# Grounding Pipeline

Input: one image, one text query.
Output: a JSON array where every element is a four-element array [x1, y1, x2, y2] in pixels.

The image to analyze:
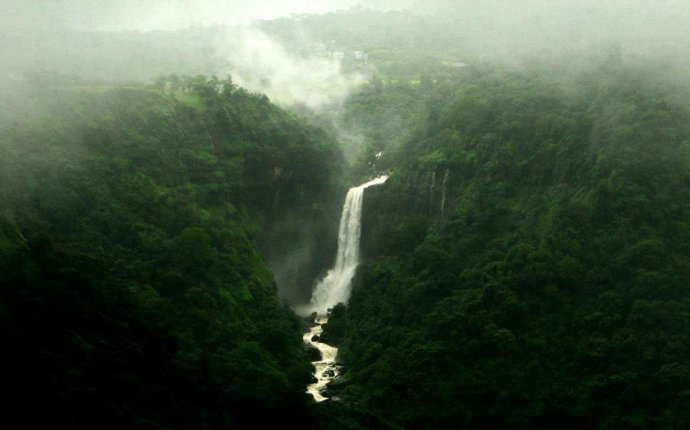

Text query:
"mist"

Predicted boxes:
[[2, 1, 690, 425], [220, 25, 366, 109], [3, 1, 689, 100], [0, 1, 415, 107], [3, 0, 690, 304], [424, 0, 690, 63], [0, 0, 413, 31]]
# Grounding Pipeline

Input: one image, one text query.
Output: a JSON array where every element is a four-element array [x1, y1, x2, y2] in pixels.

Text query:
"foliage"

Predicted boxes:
[[0, 77, 344, 428], [328, 62, 690, 429]]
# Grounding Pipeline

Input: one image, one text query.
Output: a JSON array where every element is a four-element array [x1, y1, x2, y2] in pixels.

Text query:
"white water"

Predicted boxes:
[[301, 174, 388, 402], [308, 175, 389, 314], [303, 315, 340, 402]]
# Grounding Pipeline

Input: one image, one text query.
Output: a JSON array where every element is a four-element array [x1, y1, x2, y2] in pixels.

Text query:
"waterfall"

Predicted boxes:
[[309, 175, 388, 315], [440, 168, 450, 218], [300, 175, 388, 402]]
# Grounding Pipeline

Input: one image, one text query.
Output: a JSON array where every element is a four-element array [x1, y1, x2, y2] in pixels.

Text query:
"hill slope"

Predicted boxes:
[[0, 78, 343, 428], [328, 63, 690, 429]]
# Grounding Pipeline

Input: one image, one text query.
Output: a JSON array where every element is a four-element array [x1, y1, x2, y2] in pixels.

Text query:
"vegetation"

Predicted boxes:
[[0, 77, 343, 428], [325, 61, 690, 429], [2, 5, 690, 429]]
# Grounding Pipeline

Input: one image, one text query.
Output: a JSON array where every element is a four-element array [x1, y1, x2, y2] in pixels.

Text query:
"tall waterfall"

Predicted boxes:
[[309, 175, 388, 315], [301, 175, 388, 402]]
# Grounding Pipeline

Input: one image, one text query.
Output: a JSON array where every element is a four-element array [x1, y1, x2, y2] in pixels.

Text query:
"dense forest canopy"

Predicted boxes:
[[0, 77, 348, 427], [325, 61, 690, 428], [1, 1, 690, 429]]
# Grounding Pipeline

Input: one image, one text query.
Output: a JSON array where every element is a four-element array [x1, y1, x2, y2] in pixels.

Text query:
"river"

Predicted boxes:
[[303, 315, 340, 402]]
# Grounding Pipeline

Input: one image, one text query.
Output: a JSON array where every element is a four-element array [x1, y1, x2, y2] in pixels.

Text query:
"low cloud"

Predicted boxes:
[[0, 0, 415, 32], [221, 25, 366, 109]]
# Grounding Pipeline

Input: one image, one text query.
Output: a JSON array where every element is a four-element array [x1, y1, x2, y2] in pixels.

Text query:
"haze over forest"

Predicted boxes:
[[3, 1, 690, 103], [1, 1, 690, 429]]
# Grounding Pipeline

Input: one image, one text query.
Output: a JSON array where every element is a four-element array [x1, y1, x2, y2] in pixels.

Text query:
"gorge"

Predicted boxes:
[[300, 175, 389, 402]]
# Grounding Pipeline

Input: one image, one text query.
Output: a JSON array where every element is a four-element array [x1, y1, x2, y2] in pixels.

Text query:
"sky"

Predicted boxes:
[[0, 0, 416, 31]]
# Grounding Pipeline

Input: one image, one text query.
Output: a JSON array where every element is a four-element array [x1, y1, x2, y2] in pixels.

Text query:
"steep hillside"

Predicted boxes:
[[327, 63, 690, 429], [0, 78, 343, 428]]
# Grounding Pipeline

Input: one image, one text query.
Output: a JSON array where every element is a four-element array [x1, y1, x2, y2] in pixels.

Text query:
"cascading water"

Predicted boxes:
[[302, 174, 388, 402], [309, 175, 389, 315], [303, 316, 339, 402]]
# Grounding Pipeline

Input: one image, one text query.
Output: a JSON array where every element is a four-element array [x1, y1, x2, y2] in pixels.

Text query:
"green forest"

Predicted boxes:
[[0, 78, 344, 427], [328, 62, 690, 429], [2, 2, 690, 429]]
